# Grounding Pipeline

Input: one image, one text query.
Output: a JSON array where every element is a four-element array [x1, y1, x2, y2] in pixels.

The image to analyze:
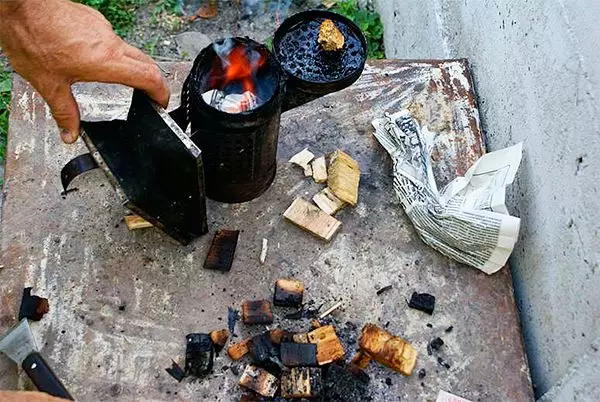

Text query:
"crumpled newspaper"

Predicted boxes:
[[372, 109, 522, 274], [202, 89, 259, 114]]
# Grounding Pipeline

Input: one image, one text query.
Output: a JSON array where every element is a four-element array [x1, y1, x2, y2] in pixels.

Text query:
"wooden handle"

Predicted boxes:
[[22, 352, 73, 400]]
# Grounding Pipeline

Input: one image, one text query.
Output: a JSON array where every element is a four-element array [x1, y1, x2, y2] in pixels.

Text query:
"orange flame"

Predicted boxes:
[[213, 44, 266, 94]]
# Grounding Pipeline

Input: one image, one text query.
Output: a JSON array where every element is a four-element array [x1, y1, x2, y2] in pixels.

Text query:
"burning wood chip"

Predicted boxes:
[[227, 338, 251, 360], [281, 367, 323, 399], [18, 287, 49, 321], [210, 329, 230, 355], [280, 342, 318, 367], [289, 148, 315, 176], [318, 19, 345, 52], [313, 187, 347, 215], [311, 156, 328, 183], [238, 365, 279, 398], [185, 333, 215, 378], [273, 279, 305, 307], [308, 325, 345, 365], [259, 238, 268, 265], [204, 229, 240, 272], [124, 215, 153, 230], [284, 198, 342, 241], [242, 300, 274, 325], [328, 150, 360, 206], [356, 323, 418, 376], [408, 292, 436, 315]]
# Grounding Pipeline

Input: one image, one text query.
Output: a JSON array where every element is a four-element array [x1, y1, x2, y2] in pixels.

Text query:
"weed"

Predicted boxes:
[[333, 0, 385, 59], [77, 0, 142, 36]]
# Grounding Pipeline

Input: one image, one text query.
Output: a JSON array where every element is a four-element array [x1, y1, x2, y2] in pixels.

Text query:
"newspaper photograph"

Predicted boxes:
[[372, 109, 523, 274]]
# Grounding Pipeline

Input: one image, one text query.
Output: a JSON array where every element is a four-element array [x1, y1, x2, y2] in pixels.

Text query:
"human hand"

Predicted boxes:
[[0, 391, 70, 402], [0, 0, 170, 143]]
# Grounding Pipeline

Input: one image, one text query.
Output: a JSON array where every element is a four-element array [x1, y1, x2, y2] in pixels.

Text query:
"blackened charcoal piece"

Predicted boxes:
[[204, 229, 239, 272], [427, 337, 445, 355], [242, 300, 273, 325], [281, 367, 323, 399], [185, 333, 214, 377], [280, 342, 318, 367], [165, 360, 186, 382], [324, 363, 372, 401], [18, 287, 49, 321], [273, 279, 304, 307], [408, 292, 436, 315], [249, 333, 283, 373]]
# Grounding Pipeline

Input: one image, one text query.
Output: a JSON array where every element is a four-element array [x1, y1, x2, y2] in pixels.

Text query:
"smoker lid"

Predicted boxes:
[[72, 89, 207, 245]]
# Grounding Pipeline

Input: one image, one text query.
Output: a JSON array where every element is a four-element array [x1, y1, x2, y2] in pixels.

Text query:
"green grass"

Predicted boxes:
[[333, 0, 385, 59], [0, 71, 10, 165], [77, 0, 143, 36]]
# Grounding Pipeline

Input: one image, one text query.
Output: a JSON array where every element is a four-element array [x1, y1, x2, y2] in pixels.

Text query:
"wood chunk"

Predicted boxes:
[[227, 339, 250, 360], [358, 323, 418, 376], [292, 333, 310, 344], [269, 328, 290, 345], [327, 150, 360, 206], [273, 279, 305, 307], [308, 325, 345, 365], [124, 215, 153, 230], [312, 188, 346, 215], [281, 367, 323, 399], [280, 342, 318, 367], [351, 350, 372, 369], [185, 333, 214, 378], [210, 329, 229, 354], [408, 292, 436, 315], [311, 156, 328, 183], [284, 198, 341, 241], [318, 19, 345, 51], [242, 300, 273, 325], [204, 229, 240, 272], [249, 333, 281, 372], [289, 148, 315, 176], [239, 365, 279, 398]]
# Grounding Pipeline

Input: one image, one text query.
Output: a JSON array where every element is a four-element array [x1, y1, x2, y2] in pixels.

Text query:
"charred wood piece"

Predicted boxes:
[[281, 367, 323, 399], [273, 279, 304, 307], [249, 333, 283, 373], [238, 365, 279, 398], [357, 324, 418, 376], [228, 339, 251, 360], [185, 333, 214, 378], [242, 300, 274, 325], [280, 342, 318, 367], [210, 329, 230, 355], [427, 337, 444, 356], [165, 360, 186, 382], [408, 292, 436, 315], [18, 287, 49, 321], [204, 229, 240, 272], [308, 325, 345, 365]]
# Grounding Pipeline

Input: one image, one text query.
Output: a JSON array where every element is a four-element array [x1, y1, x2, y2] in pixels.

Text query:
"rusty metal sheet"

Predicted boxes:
[[0, 60, 533, 401]]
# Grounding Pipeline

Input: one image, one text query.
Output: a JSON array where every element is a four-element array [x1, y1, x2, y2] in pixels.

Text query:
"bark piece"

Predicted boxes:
[[238, 365, 279, 398], [311, 156, 328, 183], [284, 198, 341, 241], [327, 150, 360, 206], [280, 367, 323, 399], [204, 229, 240, 272], [124, 215, 153, 230], [308, 325, 345, 365], [228, 339, 251, 360], [318, 19, 345, 51], [273, 279, 305, 307], [242, 300, 274, 325], [280, 342, 318, 367], [312, 188, 346, 215], [289, 148, 315, 176], [210, 329, 230, 354], [357, 323, 418, 376]]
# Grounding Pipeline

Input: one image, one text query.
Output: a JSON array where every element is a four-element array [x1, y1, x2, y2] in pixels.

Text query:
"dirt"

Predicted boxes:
[[127, 0, 324, 60]]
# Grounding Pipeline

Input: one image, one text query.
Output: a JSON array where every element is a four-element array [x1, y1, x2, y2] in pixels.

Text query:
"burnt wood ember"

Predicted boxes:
[[323, 363, 372, 401], [210, 329, 230, 355], [242, 300, 274, 325], [228, 339, 251, 361], [427, 337, 445, 356], [357, 324, 418, 376], [204, 230, 240, 272], [238, 365, 279, 398], [408, 292, 436, 315], [185, 333, 214, 378], [249, 333, 283, 373], [18, 287, 49, 321], [307, 325, 345, 365], [280, 343, 318, 367], [165, 360, 186, 382], [273, 279, 305, 307], [281, 367, 323, 399]]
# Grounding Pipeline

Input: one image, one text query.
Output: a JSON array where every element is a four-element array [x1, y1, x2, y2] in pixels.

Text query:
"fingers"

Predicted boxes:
[[40, 82, 81, 144]]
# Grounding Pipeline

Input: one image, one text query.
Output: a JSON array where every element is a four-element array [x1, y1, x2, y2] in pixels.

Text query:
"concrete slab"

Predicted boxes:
[[0, 60, 532, 401]]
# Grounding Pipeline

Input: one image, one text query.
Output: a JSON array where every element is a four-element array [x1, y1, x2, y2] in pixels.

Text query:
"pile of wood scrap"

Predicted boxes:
[[286, 149, 360, 241]]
